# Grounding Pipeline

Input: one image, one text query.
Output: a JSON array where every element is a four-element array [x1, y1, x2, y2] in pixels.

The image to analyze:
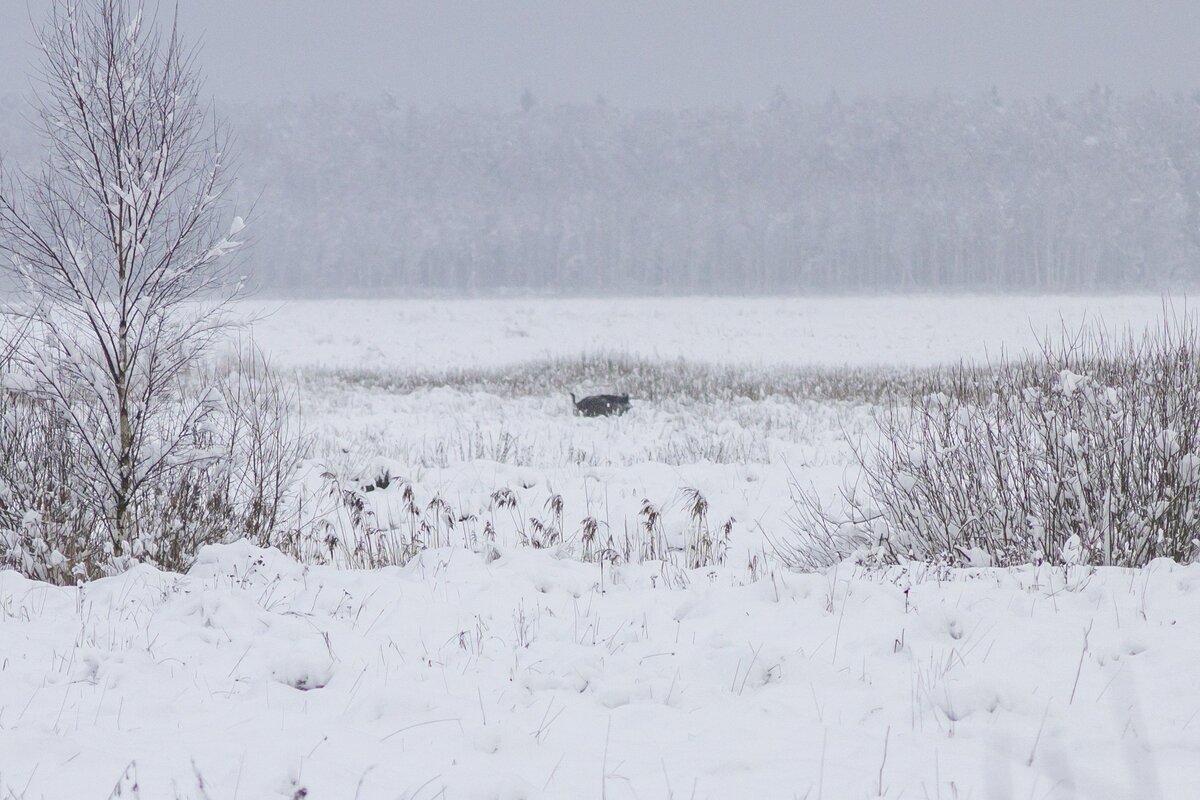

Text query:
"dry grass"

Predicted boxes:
[[308, 352, 962, 406], [283, 471, 732, 573]]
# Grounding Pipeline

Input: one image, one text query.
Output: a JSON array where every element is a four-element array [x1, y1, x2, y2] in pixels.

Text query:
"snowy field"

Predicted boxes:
[[3, 294, 1199, 799], [242, 294, 1179, 370], [3, 544, 1198, 799]]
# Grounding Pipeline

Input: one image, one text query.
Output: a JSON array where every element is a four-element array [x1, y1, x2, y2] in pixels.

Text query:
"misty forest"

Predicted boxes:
[[1, 2, 1199, 799], [5, 89, 1200, 292]]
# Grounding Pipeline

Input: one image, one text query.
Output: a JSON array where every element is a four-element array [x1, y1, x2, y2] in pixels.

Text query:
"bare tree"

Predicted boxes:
[[0, 0, 244, 554]]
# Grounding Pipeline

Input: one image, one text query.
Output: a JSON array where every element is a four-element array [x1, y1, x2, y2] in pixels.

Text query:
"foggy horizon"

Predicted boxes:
[[5, 3, 1200, 296]]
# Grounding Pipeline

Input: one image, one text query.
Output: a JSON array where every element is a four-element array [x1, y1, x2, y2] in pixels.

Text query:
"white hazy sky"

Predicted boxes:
[[1, 1, 1199, 107]]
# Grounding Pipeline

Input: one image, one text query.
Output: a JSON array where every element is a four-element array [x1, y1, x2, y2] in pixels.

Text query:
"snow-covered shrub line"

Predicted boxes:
[[784, 314, 1200, 569], [0, 347, 308, 583]]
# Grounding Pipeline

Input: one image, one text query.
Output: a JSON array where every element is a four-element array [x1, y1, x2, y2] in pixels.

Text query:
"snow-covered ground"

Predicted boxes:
[[241, 294, 1180, 370], [295, 384, 869, 570], [3, 543, 1197, 798], [3, 295, 1198, 798]]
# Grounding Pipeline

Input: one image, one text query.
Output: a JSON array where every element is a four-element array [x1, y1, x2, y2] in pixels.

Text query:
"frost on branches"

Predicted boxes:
[[0, 1, 299, 581], [785, 320, 1200, 570]]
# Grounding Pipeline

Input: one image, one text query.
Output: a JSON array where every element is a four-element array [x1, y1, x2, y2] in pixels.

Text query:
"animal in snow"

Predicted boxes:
[[570, 392, 632, 417]]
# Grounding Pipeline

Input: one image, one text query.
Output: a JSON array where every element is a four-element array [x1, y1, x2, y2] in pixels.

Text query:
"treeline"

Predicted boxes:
[[7, 90, 1200, 293]]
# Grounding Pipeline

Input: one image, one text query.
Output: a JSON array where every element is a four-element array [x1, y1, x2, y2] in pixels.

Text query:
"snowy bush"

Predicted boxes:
[[0, 393, 93, 582], [784, 317, 1200, 569], [0, 347, 307, 582]]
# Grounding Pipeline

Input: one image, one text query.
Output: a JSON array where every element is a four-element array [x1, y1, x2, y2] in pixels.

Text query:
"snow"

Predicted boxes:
[[240, 294, 1178, 371], [2, 543, 1197, 798], [4, 294, 1200, 797]]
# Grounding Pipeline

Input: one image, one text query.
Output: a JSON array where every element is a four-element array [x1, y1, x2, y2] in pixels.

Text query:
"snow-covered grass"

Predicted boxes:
[[306, 381, 856, 468], [4, 295, 1199, 797], [2, 542, 1197, 798], [286, 363, 873, 573]]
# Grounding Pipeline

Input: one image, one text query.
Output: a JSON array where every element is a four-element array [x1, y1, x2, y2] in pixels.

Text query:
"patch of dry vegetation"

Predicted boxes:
[[782, 316, 1200, 569]]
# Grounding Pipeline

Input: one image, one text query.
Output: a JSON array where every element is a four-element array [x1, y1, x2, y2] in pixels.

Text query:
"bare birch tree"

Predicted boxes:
[[0, 0, 245, 554]]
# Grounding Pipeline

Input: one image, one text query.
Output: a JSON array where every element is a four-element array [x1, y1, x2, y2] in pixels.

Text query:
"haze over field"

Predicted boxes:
[[3, 2, 1200, 294]]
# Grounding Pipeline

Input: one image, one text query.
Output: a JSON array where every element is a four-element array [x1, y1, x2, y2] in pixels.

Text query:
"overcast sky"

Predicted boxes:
[[2, 1, 1200, 108]]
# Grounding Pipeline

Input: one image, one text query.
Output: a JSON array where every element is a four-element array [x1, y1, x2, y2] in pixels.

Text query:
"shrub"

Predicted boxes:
[[0, 390, 95, 582], [782, 316, 1200, 569], [0, 345, 307, 582]]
